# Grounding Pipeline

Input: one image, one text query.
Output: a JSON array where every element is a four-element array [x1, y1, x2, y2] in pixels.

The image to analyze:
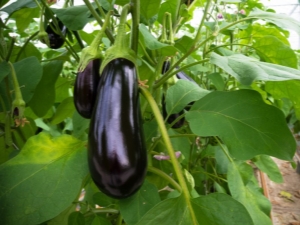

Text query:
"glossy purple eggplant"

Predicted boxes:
[[46, 18, 67, 49], [74, 59, 101, 119], [88, 58, 147, 199]]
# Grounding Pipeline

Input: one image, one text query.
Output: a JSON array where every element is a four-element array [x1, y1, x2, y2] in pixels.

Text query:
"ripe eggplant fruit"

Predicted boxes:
[[88, 58, 147, 199], [46, 18, 67, 49], [74, 59, 101, 119]]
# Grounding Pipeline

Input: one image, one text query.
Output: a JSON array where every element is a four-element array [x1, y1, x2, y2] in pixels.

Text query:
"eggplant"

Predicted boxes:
[[46, 18, 67, 49], [74, 59, 101, 119], [88, 58, 147, 199]]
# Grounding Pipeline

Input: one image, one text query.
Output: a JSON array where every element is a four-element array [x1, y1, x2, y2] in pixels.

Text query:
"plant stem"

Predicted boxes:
[[94, 0, 107, 18], [139, 40, 155, 66], [214, 136, 234, 163], [8, 62, 23, 101], [90, 11, 113, 48], [15, 31, 39, 62], [116, 213, 123, 225], [82, 0, 114, 43], [72, 30, 85, 49], [130, 0, 140, 52], [140, 87, 198, 224], [84, 208, 119, 217], [148, 166, 182, 192], [155, 59, 209, 88], [5, 37, 15, 61], [114, 4, 131, 49]]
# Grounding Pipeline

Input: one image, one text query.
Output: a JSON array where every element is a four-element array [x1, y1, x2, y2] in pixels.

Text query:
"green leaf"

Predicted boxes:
[[11, 7, 39, 33], [93, 191, 115, 207], [210, 53, 300, 85], [119, 180, 161, 225], [175, 36, 194, 54], [207, 73, 225, 91], [68, 212, 85, 225], [10, 42, 42, 62], [140, 0, 162, 22], [249, 8, 300, 34], [265, 80, 300, 120], [135, 195, 195, 225], [48, 204, 77, 225], [191, 193, 253, 225], [13, 56, 43, 103], [90, 216, 111, 225], [0, 61, 10, 83], [55, 76, 72, 103], [0, 132, 88, 225], [220, 0, 245, 2], [1, 0, 37, 15], [72, 111, 89, 140], [166, 80, 210, 114], [246, 24, 290, 46], [185, 90, 296, 160], [51, 97, 75, 125], [52, 5, 94, 31], [139, 24, 177, 57], [227, 161, 272, 225], [29, 60, 63, 117], [253, 35, 297, 68], [252, 155, 283, 183]]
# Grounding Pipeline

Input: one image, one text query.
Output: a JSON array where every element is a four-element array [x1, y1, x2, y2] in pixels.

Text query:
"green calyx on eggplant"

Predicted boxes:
[[46, 17, 67, 49], [88, 58, 147, 199], [74, 59, 101, 119]]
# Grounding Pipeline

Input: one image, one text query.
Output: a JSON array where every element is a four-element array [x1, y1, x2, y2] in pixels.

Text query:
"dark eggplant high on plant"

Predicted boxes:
[[88, 58, 147, 199], [74, 59, 101, 119], [46, 18, 67, 49]]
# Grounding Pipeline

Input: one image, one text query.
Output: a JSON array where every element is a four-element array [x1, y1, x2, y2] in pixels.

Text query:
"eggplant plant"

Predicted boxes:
[[0, 0, 300, 225]]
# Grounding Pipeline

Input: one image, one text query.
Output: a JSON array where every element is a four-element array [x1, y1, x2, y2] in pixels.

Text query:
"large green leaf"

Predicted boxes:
[[10, 43, 42, 62], [191, 193, 253, 225], [52, 5, 94, 31], [175, 36, 194, 54], [135, 195, 195, 225], [51, 97, 76, 125], [140, 0, 161, 22], [166, 80, 210, 114], [185, 90, 296, 160], [1, 0, 37, 15], [227, 161, 272, 225], [252, 155, 283, 183], [11, 7, 39, 33], [119, 180, 161, 225], [13, 56, 43, 103], [246, 24, 290, 46], [210, 53, 300, 85], [265, 80, 300, 119], [139, 24, 177, 57], [249, 8, 300, 34], [253, 35, 297, 68], [0, 61, 10, 83], [0, 132, 88, 225], [0, 56, 42, 111], [29, 60, 63, 117]]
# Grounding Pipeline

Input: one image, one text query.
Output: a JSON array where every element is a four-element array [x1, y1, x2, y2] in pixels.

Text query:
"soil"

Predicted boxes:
[[263, 154, 300, 225]]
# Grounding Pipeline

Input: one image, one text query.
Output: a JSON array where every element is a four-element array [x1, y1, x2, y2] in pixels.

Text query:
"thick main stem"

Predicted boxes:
[[130, 0, 140, 52], [140, 87, 198, 224]]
